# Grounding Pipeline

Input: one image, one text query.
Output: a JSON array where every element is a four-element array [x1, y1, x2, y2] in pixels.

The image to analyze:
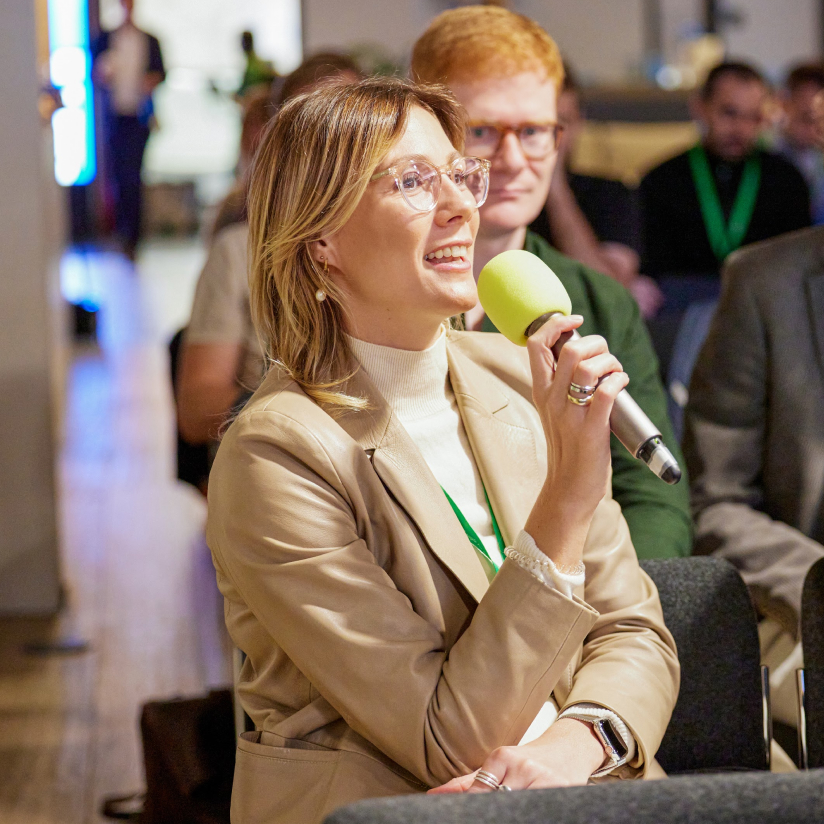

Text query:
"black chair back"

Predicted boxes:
[[641, 557, 767, 772], [802, 556, 824, 768], [324, 770, 824, 824]]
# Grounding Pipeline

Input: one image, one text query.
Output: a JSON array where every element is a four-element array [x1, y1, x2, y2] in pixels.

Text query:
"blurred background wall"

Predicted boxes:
[[0, 0, 63, 614], [301, 0, 822, 84]]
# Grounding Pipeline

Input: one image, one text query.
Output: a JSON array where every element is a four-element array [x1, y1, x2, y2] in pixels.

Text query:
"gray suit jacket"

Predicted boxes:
[[684, 226, 824, 635]]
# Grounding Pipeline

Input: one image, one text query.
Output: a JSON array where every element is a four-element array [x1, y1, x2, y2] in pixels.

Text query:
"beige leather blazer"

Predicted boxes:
[[206, 331, 679, 824]]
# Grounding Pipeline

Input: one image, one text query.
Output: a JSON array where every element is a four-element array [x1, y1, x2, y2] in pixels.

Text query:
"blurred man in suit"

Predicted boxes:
[[685, 228, 824, 637], [684, 221, 824, 734]]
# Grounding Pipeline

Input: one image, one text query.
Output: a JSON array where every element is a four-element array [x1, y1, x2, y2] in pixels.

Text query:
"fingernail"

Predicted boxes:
[[569, 314, 584, 322]]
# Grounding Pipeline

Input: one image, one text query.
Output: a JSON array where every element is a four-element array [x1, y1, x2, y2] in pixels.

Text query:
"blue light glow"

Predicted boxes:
[[48, 0, 96, 187]]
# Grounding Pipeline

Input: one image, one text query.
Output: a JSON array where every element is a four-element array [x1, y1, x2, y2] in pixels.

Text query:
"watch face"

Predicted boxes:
[[595, 719, 628, 760]]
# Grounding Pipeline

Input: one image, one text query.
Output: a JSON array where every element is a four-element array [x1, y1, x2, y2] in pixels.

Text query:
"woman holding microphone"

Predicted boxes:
[[206, 77, 678, 824]]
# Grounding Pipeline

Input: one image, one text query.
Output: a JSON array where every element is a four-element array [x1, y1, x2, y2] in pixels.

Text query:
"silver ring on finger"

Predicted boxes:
[[473, 770, 502, 791], [498, 784, 513, 792], [569, 381, 597, 396]]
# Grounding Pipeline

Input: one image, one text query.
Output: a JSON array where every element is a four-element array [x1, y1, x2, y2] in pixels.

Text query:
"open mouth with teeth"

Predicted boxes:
[[425, 245, 469, 262]]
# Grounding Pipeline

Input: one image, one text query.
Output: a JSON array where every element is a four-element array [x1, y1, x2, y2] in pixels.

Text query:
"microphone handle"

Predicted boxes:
[[532, 318, 681, 485]]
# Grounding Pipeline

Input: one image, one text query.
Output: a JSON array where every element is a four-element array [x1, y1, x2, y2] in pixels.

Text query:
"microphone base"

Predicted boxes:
[[636, 437, 682, 485]]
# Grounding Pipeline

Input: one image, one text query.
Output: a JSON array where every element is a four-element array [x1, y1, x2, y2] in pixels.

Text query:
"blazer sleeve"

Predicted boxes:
[[561, 493, 680, 775], [207, 408, 599, 787], [684, 258, 821, 633]]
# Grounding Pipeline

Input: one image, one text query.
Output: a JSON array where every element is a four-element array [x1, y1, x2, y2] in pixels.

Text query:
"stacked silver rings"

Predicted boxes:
[[473, 769, 512, 792], [567, 380, 597, 407]]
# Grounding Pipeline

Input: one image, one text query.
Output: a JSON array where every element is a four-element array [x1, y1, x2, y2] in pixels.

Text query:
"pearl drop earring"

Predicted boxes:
[[316, 256, 328, 301]]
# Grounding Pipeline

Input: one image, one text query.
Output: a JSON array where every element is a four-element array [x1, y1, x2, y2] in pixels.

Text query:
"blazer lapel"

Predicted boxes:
[[447, 340, 546, 548], [334, 365, 490, 604]]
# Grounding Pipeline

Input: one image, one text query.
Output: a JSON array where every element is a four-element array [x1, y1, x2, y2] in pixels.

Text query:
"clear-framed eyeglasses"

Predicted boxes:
[[464, 122, 564, 160], [370, 155, 491, 213]]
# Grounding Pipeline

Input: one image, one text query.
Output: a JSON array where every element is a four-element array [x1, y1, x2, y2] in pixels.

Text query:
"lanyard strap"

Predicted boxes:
[[442, 486, 506, 572], [688, 144, 762, 262]]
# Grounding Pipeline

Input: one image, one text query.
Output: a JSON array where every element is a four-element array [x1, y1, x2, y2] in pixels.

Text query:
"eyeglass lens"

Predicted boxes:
[[398, 158, 488, 212], [465, 124, 559, 159]]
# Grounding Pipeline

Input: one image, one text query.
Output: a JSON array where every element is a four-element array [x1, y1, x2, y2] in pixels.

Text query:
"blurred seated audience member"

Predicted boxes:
[[640, 62, 810, 294], [210, 88, 273, 240], [212, 53, 363, 241], [236, 30, 277, 101], [176, 53, 362, 450], [177, 223, 259, 447], [276, 51, 362, 107], [683, 224, 824, 724], [411, 6, 692, 560], [777, 63, 824, 225], [530, 67, 663, 318]]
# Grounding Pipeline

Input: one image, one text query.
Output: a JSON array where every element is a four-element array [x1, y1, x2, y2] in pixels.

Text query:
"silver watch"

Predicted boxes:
[[561, 713, 629, 777]]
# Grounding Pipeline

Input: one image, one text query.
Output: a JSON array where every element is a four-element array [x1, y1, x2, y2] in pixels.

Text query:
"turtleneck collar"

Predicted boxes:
[[347, 329, 450, 422]]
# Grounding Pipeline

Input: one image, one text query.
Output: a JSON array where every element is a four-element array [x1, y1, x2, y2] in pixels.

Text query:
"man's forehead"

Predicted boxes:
[[449, 72, 557, 119], [789, 81, 824, 102], [709, 76, 766, 103]]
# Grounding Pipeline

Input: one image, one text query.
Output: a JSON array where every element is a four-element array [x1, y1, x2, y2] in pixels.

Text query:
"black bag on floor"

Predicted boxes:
[[101, 689, 236, 824]]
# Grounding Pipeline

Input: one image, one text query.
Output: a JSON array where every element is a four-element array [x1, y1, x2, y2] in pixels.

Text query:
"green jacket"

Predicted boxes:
[[482, 231, 692, 559]]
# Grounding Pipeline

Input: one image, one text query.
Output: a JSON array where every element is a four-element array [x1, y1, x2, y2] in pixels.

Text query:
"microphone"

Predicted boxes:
[[477, 250, 681, 484]]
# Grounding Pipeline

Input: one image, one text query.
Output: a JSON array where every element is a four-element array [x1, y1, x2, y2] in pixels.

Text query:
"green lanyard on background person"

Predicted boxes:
[[442, 486, 506, 575], [687, 143, 762, 263]]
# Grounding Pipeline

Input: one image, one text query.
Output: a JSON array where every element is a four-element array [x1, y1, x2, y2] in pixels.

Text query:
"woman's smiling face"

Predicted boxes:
[[318, 106, 481, 349]]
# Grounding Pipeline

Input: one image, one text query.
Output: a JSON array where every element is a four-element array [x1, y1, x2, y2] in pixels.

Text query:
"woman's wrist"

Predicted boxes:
[[524, 485, 592, 568], [523, 717, 606, 778]]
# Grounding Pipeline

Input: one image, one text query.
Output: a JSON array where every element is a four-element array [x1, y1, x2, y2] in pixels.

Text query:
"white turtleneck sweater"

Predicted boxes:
[[347, 330, 635, 768], [348, 330, 584, 590]]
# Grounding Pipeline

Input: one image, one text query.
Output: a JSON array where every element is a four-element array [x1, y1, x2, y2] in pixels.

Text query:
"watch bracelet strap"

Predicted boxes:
[[558, 710, 631, 777]]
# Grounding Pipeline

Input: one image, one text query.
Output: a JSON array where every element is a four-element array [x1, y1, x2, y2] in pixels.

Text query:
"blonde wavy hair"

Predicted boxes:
[[247, 77, 466, 412]]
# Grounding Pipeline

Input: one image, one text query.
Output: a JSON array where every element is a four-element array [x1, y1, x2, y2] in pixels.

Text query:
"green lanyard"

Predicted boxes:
[[688, 144, 762, 263], [442, 486, 506, 574]]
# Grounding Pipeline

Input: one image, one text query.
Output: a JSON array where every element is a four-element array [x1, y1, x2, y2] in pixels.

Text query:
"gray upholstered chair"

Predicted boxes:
[[641, 557, 769, 773], [324, 770, 824, 824], [798, 556, 824, 768]]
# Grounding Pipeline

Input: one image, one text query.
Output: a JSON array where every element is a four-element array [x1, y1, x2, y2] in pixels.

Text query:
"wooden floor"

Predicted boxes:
[[0, 241, 232, 823]]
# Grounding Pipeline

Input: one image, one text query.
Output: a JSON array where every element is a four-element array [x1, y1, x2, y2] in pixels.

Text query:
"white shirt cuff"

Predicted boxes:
[[505, 529, 585, 598]]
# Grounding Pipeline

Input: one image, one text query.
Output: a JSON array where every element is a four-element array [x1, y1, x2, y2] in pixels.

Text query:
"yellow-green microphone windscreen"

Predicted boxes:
[[477, 250, 572, 346]]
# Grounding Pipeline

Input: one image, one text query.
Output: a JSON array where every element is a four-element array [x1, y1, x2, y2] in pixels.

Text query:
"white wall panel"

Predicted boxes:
[[0, 0, 62, 613]]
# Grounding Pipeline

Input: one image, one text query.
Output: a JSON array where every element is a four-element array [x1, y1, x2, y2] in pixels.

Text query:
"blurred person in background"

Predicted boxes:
[[209, 88, 274, 242], [213, 53, 363, 242], [777, 62, 824, 225], [641, 62, 810, 439], [641, 62, 810, 289], [684, 222, 824, 736], [175, 53, 361, 459], [92, 0, 165, 260], [684, 92, 824, 733], [411, 5, 691, 560], [530, 66, 663, 318], [236, 30, 278, 101]]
